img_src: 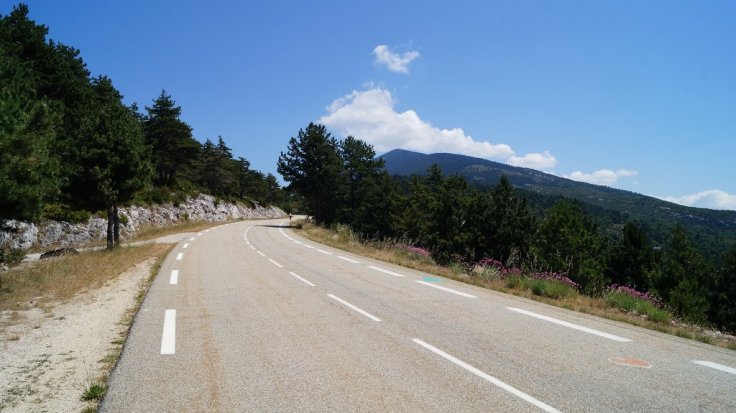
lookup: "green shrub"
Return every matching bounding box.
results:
[528,279,577,299]
[505,275,522,289]
[605,291,671,323]
[42,203,91,223]
[0,248,25,267]
[118,213,129,226]
[81,383,106,401]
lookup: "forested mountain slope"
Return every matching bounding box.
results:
[381,149,736,259]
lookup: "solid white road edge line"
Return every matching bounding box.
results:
[169,270,179,285]
[304,245,315,249]
[337,255,360,264]
[412,338,560,413]
[257,251,266,257]
[368,265,405,277]
[416,280,476,298]
[160,309,176,355]
[176,253,183,261]
[289,271,315,287]
[249,245,256,250]
[507,307,631,342]
[692,360,736,375]
[268,258,283,268]
[328,294,381,322]
[316,249,333,255]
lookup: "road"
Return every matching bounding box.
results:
[102,218,736,412]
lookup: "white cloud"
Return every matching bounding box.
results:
[319,87,556,168]
[508,151,557,169]
[372,45,420,74]
[564,169,638,186]
[661,190,736,210]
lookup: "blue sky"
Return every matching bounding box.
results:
[6,0,736,209]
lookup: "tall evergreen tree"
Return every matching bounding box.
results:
[484,176,535,265]
[535,199,607,292]
[608,221,654,289]
[654,225,711,322]
[338,136,385,225]
[710,244,736,332]
[143,90,198,186]
[277,123,343,224]
[64,76,152,248]
[0,51,59,221]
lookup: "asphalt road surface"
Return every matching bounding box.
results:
[102,218,736,412]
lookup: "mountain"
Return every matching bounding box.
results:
[379,149,736,259]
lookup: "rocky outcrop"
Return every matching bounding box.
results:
[0,194,285,251]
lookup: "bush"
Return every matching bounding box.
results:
[604,291,671,323]
[0,247,25,268]
[42,203,91,223]
[528,279,578,299]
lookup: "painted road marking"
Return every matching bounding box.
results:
[328,294,381,322]
[176,253,183,261]
[609,356,651,368]
[189,237,195,241]
[416,280,476,298]
[412,338,560,413]
[368,266,405,277]
[289,271,315,287]
[257,250,266,257]
[160,310,176,355]
[304,245,315,249]
[337,255,361,264]
[293,240,302,245]
[692,360,736,375]
[316,249,333,255]
[183,243,189,249]
[249,245,256,250]
[507,307,631,342]
[197,232,203,236]
[423,276,441,282]
[204,229,210,232]
[268,258,283,268]
[169,270,179,285]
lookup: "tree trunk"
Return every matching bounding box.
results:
[113,203,120,247]
[106,204,114,249]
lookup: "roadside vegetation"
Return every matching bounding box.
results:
[0,3,291,254]
[296,221,736,350]
[0,244,171,314]
[277,122,736,343]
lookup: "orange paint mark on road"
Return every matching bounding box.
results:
[609,356,652,368]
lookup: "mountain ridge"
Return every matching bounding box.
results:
[379,149,736,258]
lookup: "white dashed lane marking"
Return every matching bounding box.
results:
[413,338,560,413]
[169,270,179,285]
[416,280,476,298]
[692,360,736,375]
[160,310,176,355]
[289,271,315,287]
[328,294,381,322]
[507,307,631,342]
[176,253,183,261]
[337,256,360,264]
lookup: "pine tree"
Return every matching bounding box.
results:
[608,222,654,289]
[143,90,199,186]
[64,76,152,248]
[534,199,607,292]
[654,225,711,322]
[0,51,59,221]
[277,123,343,224]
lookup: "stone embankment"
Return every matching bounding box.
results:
[0,194,285,251]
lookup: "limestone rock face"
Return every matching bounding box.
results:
[0,195,285,251]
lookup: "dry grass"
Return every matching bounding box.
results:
[0,243,171,313]
[295,220,736,351]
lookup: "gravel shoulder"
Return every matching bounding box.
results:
[0,257,157,412]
